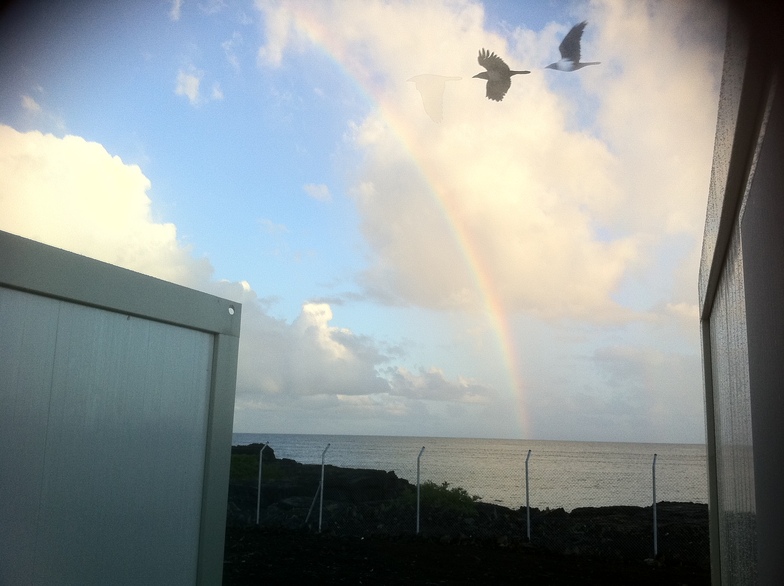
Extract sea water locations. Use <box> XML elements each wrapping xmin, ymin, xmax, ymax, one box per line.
<box><xmin>233</xmin><ymin>433</ymin><xmax>708</xmax><ymax>511</ymax></box>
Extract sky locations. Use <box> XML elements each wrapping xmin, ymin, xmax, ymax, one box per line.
<box><xmin>0</xmin><ymin>0</ymin><xmax>727</xmax><ymax>443</ymax></box>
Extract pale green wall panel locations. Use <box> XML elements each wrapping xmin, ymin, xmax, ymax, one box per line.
<box><xmin>0</xmin><ymin>230</ymin><xmax>240</xmax><ymax>585</ymax></box>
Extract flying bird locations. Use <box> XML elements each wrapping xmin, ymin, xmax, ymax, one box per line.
<box><xmin>546</xmin><ymin>21</ymin><xmax>600</xmax><ymax>71</ymax></box>
<box><xmin>473</xmin><ymin>49</ymin><xmax>530</xmax><ymax>101</ymax></box>
<box><xmin>408</xmin><ymin>74</ymin><xmax>461</xmax><ymax>123</ymax></box>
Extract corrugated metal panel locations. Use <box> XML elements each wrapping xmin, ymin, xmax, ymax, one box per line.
<box><xmin>0</xmin><ymin>286</ymin><xmax>214</xmax><ymax>585</ymax></box>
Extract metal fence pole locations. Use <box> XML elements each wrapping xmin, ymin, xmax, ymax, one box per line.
<box><xmin>416</xmin><ymin>446</ymin><xmax>425</xmax><ymax>534</ymax></box>
<box><xmin>256</xmin><ymin>442</ymin><xmax>269</xmax><ymax>525</ymax></box>
<box><xmin>318</xmin><ymin>443</ymin><xmax>330</xmax><ymax>533</ymax></box>
<box><xmin>304</xmin><ymin>482</ymin><xmax>321</xmax><ymax>527</ymax></box>
<box><xmin>525</xmin><ymin>449</ymin><xmax>532</xmax><ymax>541</ymax></box>
<box><xmin>652</xmin><ymin>453</ymin><xmax>658</xmax><ymax>557</ymax></box>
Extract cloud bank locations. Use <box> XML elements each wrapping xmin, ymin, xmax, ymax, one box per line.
<box><xmin>1</xmin><ymin>0</ymin><xmax>723</xmax><ymax>442</ymax></box>
<box><xmin>255</xmin><ymin>0</ymin><xmax>722</xmax><ymax>324</ymax></box>
<box><xmin>0</xmin><ymin>124</ymin><xmax>495</xmax><ymax>436</ymax></box>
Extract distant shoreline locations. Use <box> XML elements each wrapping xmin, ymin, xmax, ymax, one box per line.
<box><xmin>229</xmin><ymin>439</ymin><xmax>708</xmax><ymax>510</ymax></box>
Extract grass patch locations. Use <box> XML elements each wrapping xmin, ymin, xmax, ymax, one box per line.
<box><xmin>230</xmin><ymin>455</ymin><xmax>288</xmax><ymax>482</ymax></box>
<box><xmin>400</xmin><ymin>480</ymin><xmax>481</xmax><ymax>515</ymax></box>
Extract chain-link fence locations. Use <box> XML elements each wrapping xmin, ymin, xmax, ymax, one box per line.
<box><xmin>226</xmin><ymin>442</ymin><xmax>709</xmax><ymax>569</ymax></box>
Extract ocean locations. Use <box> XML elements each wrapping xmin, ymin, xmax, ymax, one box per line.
<box><xmin>233</xmin><ymin>433</ymin><xmax>708</xmax><ymax>511</ymax></box>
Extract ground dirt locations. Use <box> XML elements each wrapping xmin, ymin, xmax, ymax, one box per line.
<box><xmin>222</xmin><ymin>526</ymin><xmax>711</xmax><ymax>585</ymax></box>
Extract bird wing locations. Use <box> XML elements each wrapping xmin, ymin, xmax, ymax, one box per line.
<box><xmin>478</xmin><ymin>49</ymin><xmax>510</xmax><ymax>74</ymax></box>
<box><xmin>559</xmin><ymin>21</ymin><xmax>588</xmax><ymax>62</ymax></box>
<box><xmin>486</xmin><ymin>78</ymin><xmax>511</xmax><ymax>101</ymax></box>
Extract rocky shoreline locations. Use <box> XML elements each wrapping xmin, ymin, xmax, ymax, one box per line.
<box><xmin>226</xmin><ymin>443</ymin><xmax>709</xmax><ymax>569</ymax></box>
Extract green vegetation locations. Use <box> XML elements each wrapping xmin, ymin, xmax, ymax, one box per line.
<box><xmin>230</xmin><ymin>454</ymin><xmax>285</xmax><ymax>482</ymax></box>
<box><xmin>230</xmin><ymin>454</ymin><xmax>258</xmax><ymax>482</ymax></box>
<box><xmin>403</xmin><ymin>480</ymin><xmax>481</xmax><ymax>516</ymax></box>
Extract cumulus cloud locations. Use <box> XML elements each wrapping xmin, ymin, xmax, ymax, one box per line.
<box><xmin>232</xmin><ymin>300</ymin><xmax>506</xmax><ymax>433</ymax></box>
<box><xmin>525</xmin><ymin>342</ymin><xmax>705</xmax><ymax>443</ymax></box>
<box><xmin>387</xmin><ymin>367</ymin><xmax>495</xmax><ymax>403</ymax></box>
<box><xmin>0</xmin><ymin>125</ymin><xmax>212</xmax><ymax>287</ymax></box>
<box><xmin>254</xmin><ymin>0</ymin><xmax>722</xmax><ymax>323</ymax></box>
<box><xmin>248</xmin><ymin>0</ymin><xmax>719</xmax><ymax>440</ymax></box>
<box><xmin>256</xmin><ymin>2</ymin><xmax>296</xmax><ymax>67</ymax></box>
<box><xmin>0</xmin><ymin>125</ymin><xmax>488</xmax><ymax>434</ymax></box>
<box><xmin>274</xmin><ymin>302</ymin><xmax>391</xmax><ymax>396</ymax></box>
<box><xmin>1</xmin><ymin>0</ymin><xmax>719</xmax><ymax>442</ymax></box>
<box><xmin>585</xmin><ymin>1</ymin><xmax>724</xmax><ymax>240</ymax></box>
<box><xmin>303</xmin><ymin>183</ymin><xmax>331</xmax><ymax>202</ymax></box>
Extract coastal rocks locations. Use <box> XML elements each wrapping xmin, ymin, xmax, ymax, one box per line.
<box><xmin>226</xmin><ymin>445</ymin><xmax>709</xmax><ymax>567</ymax></box>
<box><xmin>227</xmin><ymin>444</ymin><xmax>413</xmax><ymax>528</ymax></box>
<box><xmin>231</xmin><ymin>442</ymin><xmax>278</xmax><ymax>460</ymax></box>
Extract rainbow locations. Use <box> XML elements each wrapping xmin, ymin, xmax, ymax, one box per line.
<box><xmin>289</xmin><ymin>12</ymin><xmax>531</xmax><ymax>437</ymax></box>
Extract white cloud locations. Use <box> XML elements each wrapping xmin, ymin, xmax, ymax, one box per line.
<box><xmin>387</xmin><ymin>367</ymin><xmax>495</xmax><ymax>403</ymax></box>
<box><xmin>21</xmin><ymin>95</ymin><xmax>41</xmax><ymax>113</ymax></box>
<box><xmin>170</xmin><ymin>0</ymin><xmax>183</xmax><ymax>22</ymax></box>
<box><xmin>665</xmin><ymin>302</ymin><xmax>699</xmax><ymax>322</ymax></box>
<box><xmin>175</xmin><ymin>68</ymin><xmax>224</xmax><ymax>105</ymax></box>
<box><xmin>303</xmin><ymin>183</ymin><xmax>331</xmax><ymax>202</ymax></box>
<box><xmin>0</xmin><ymin>125</ymin><xmax>211</xmax><ymax>287</ymax></box>
<box><xmin>199</xmin><ymin>0</ymin><xmax>226</xmax><ymax>15</ymax></box>
<box><xmin>222</xmin><ymin>32</ymin><xmax>243</xmax><ymax>71</ymax></box>
<box><xmin>258</xmin><ymin>217</ymin><xmax>287</xmax><ymax>234</ymax></box>
<box><xmin>522</xmin><ymin>340</ymin><xmax>705</xmax><ymax>443</ymax></box>
<box><xmin>0</xmin><ymin>125</ymin><xmax>488</xmax><ymax>436</ymax></box>
<box><xmin>232</xmin><ymin>300</ymin><xmax>507</xmax><ymax>434</ymax></box>
<box><xmin>248</xmin><ymin>0</ymin><xmax>719</xmax><ymax>440</ymax></box>
<box><xmin>1</xmin><ymin>0</ymin><xmax>720</xmax><ymax>443</ymax></box>
<box><xmin>255</xmin><ymin>1</ymin><xmax>304</xmax><ymax>68</ymax></box>
<box><xmin>255</xmin><ymin>0</ymin><xmax>722</xmax><ymax>324</ymax></box>
<box><xmin>584</xmin><ymin>0</ymin><xmax>724</xmax><ymax>237</ymax></box>
<box><xmin>175</xmin><ymin>69</ymin><xmax>202</xmax><ymax>105</ymax></box>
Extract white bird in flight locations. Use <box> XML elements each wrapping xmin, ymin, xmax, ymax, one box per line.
<box><xmin>546</xmin><ymin>21</ymin><xmax>600</xmax><ymax>72</ymax></box>
<box><xmin>473</xmin><ymin>49</ymin><xmax>530</xmax><ymax>101</ymax></box>
<box><xmin>408</xmin><ymin>74</ymin><xmax>461</xmax><ymax>123</ymax></box>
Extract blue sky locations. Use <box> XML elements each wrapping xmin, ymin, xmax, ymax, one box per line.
<box><xmin>0</xmin><ymin>0</ymin><xmax>726</xmax><ymax>442</ymax></box>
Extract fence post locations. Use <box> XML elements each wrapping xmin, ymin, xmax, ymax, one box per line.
<box><xmin>525</xmin><ymin>449</ymin><xmax>532</xmax><ymax>541</ymax></box>
<box><xmin>416</xmin><ymin>446</ymin><xmax>425</xmax><ymax>534</ymax></box>
<box><xmin>256</xmin><ymin>442</ymin><xmax>269</xmax><ymax>525</ymax></box>
<box><xmin>652</xmin><ymin>453</ymin><xmax>658</xmax><ymax>557</ymax></box>
<box><xmin>318</xmin><ymin>443</ymin><xmax>330</xmax><ymax>533</ymax></box>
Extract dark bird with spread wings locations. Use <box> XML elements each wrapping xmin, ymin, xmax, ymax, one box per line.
<box><xmin>473</xmin><ymin>49</ymin><xmax>530</xmax><ymax>101</ymax></box>
<box><xmin>546</xmin><ymin>21</ymin><xmax>600</xmax><ymax>72</ymax></box>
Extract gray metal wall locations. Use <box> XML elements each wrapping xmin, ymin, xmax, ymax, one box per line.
<box><xmin>738</xmin><ymin>75</ymin><xmax>784</xmax><ymax>586</ymax></box>
<box><xmin>700</xmin><ymin>2</ymin><xmax>784</xmax><ymax>583</ymax></box>
<box><xmin>0</xmin><ymin>231</ymin><xmax>241</xmax><ymax>585</ymax></box>
<box><xmin>707</xmin><ymin>229</ymin><xmax>757</xmax><ymax>584</ymax></box>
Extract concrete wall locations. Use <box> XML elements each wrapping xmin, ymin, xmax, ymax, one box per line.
<box><xmin>0</xmin><ymin>231</ymin><xmax>241</xmax><ymax>585</ymax></box>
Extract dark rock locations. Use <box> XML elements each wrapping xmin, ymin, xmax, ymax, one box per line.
<box><xmin>231</xmin><ymin>443</ymin><xmax>277</xmax><ymax>461</ymax></box>
<box><xmin>226</xmin><ymin>445</ymin><xmax>710</xmax><ymax>570</ymax></box>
